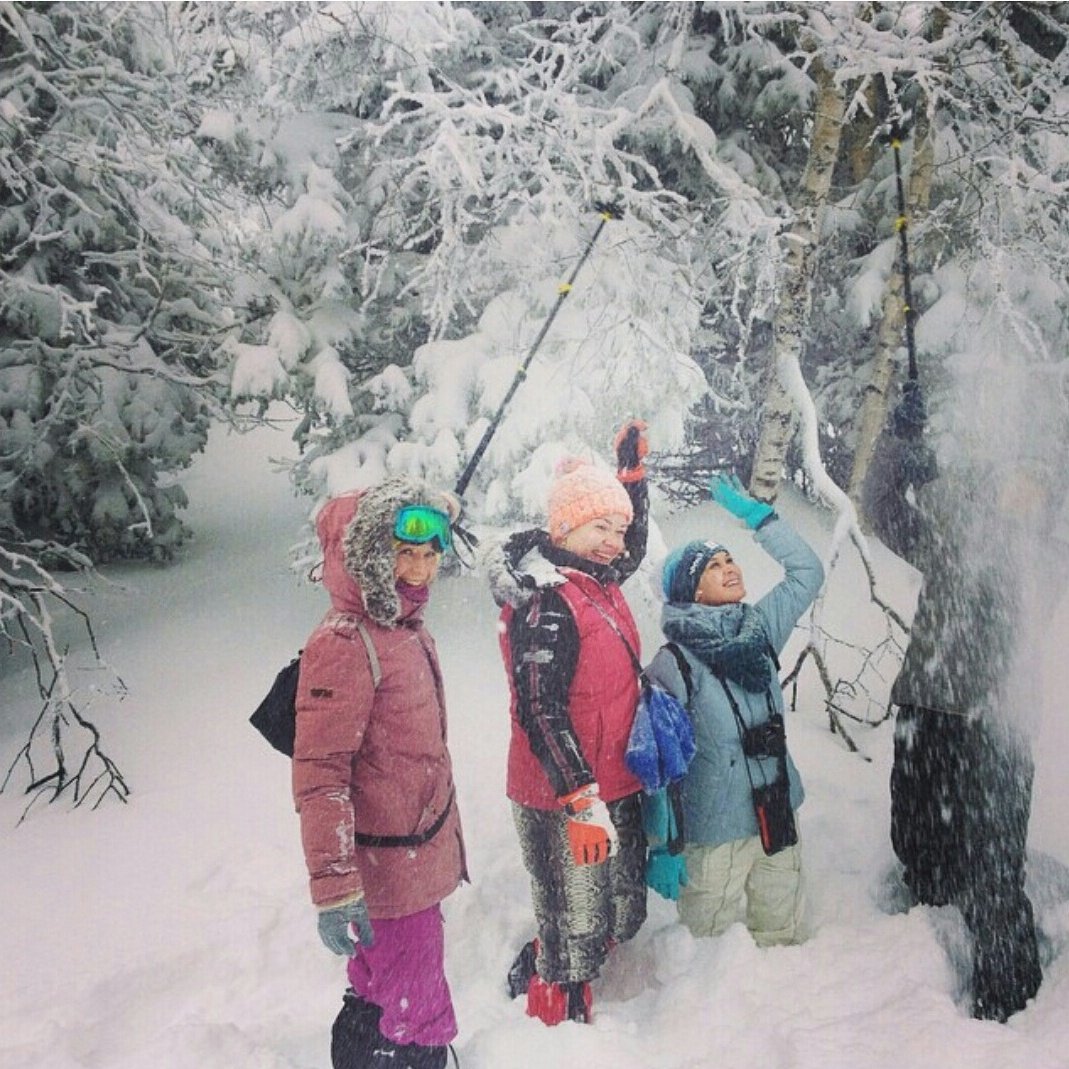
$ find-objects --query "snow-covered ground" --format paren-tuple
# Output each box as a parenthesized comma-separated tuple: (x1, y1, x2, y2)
(3, 418, 1069, 1069)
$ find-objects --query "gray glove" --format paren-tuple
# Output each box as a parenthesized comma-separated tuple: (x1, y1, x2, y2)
(317, 896, 375, 955)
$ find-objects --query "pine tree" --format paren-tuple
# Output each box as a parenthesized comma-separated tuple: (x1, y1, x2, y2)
(0, 2, 231, 562)
(1, 1, 233, 812)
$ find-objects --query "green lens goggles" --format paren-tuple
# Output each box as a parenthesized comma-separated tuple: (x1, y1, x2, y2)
(394, 504, 452, 552)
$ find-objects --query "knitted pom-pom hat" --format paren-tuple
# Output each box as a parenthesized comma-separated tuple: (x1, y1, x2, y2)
(547, 458, 633, 543)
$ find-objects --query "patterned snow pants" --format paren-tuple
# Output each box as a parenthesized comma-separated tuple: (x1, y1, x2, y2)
(512, 792, 647, 984)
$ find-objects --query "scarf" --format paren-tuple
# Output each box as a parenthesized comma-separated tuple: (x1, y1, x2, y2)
(396, 580, 430, 613)
(661, 601, 772, 693)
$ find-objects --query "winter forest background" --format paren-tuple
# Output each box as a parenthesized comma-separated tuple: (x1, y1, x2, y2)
(3, 2, 1069, 1066)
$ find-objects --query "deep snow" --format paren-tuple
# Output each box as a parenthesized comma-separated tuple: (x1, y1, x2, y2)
(3, 417, 1069, 1069)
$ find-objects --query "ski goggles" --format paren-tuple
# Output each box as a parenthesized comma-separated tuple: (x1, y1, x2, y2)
(393, 504, 452, 553)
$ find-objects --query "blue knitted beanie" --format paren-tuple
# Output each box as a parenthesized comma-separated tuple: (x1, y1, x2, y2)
(662, 539, 728, 604)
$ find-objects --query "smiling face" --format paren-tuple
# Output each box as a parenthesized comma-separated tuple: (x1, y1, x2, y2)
(558, 513, 629, 566)
(694, 550, 746, 606)
(393, 541, 442, 588)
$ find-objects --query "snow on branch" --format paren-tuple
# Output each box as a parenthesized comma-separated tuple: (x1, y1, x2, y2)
(775, 295, 910, 753)
(1, 543, 129, 821)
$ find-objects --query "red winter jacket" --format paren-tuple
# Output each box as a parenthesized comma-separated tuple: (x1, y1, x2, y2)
(292, 488, 466, 916)
(490, 529, 645, 811)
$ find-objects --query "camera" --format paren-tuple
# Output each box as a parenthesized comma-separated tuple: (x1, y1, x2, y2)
(740, 713, 786, 759)
(752, 774, 797, 855)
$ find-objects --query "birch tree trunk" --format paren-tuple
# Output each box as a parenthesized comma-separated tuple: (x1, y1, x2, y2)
(846, 106, 935, 514)
(845, 80, 878, 184)
(749, 59, 846, 503)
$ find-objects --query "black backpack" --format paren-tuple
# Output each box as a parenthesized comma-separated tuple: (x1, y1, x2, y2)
(249, 655, 302, 756)
(250, 622, 381, 758)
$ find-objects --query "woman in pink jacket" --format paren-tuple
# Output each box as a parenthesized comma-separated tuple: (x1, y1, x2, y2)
(293, 477, 466, 1069)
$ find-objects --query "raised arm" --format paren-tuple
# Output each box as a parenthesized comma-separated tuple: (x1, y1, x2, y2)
(614, 419, 650, 581)
(710, 473, 824, 654)
(751, 516, 825, 654)
(862, 379, 939, 563)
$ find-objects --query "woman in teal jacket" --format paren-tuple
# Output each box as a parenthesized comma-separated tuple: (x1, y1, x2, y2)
(646, 475, 824, 946)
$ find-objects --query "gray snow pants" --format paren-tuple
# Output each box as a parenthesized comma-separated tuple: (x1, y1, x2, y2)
(512, 792, 647, 984)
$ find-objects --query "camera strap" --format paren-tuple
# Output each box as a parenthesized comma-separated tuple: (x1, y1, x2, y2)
(713, 671, 797, 854)
(711, 671, 783, 793)
(577, 590, 693, 828)
(573, 585, 648, 685)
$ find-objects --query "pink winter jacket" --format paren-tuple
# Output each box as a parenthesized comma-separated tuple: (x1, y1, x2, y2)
(292, 492, 466, 918)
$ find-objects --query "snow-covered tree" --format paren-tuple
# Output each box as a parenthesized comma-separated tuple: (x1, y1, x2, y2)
(730, 0, 1068, 701)
(0, 2, 233, 560)
(643, 2, 1068, 518)
(3, 0, 1065, 814)
(206, 2, 780, 516)
(800, 1, 1069, 504)
(1, 1, 235, 811)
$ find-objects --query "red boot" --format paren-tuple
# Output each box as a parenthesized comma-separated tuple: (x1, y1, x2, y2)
(525, 975, 592, 1025)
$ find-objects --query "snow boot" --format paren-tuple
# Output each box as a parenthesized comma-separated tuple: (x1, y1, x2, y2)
(367, 1033, 450, 1069)
(506, 938, 539, 999)
(525, 974, 592, 1025)
(331, 989, 383, 1069)
(564, 980, 593, 1024)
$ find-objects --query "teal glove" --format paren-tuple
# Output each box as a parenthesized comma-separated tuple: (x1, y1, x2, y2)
(647, 848, 689, 900)
(711, 473, 775, 529)
(317, 895, 375, 955)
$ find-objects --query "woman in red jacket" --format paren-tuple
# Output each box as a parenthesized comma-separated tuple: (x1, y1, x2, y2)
(487, 421, 649, 1025)
(293, 477, 466, 1069)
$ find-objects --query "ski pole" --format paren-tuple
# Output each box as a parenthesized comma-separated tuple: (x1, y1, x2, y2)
(881, 122, 927, 441)
(453, 202, 623, 498)
(886, 124, 919, 382)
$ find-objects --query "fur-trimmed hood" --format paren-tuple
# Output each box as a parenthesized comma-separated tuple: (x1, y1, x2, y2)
(485, 527, 621, 609)
(315, 477, 455, 628)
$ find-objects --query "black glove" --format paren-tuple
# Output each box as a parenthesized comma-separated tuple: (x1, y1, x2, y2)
(892, 379, 927, 441)
(614, 419, 648, 483)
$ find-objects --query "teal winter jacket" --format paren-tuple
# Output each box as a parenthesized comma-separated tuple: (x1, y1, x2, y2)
(646, 516, 824, 848)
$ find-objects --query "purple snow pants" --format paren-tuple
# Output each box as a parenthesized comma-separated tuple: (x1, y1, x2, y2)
(346, 903, 457, 1047)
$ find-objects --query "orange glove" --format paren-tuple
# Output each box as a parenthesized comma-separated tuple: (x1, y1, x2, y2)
(559, 784, 619, 865)
(614, 419, 649, 483)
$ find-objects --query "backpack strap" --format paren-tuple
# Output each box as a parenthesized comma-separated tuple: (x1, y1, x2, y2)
(663, 641, 693, 705)
(352, 619, 382, 687)
(349, 618, 455, 849)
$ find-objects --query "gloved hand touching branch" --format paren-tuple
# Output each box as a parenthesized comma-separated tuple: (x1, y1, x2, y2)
(711, 473, 775, 529)
(614, 419, 649, 484)
(317, 894, 375, 955)
(559, 783, 619, 865)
